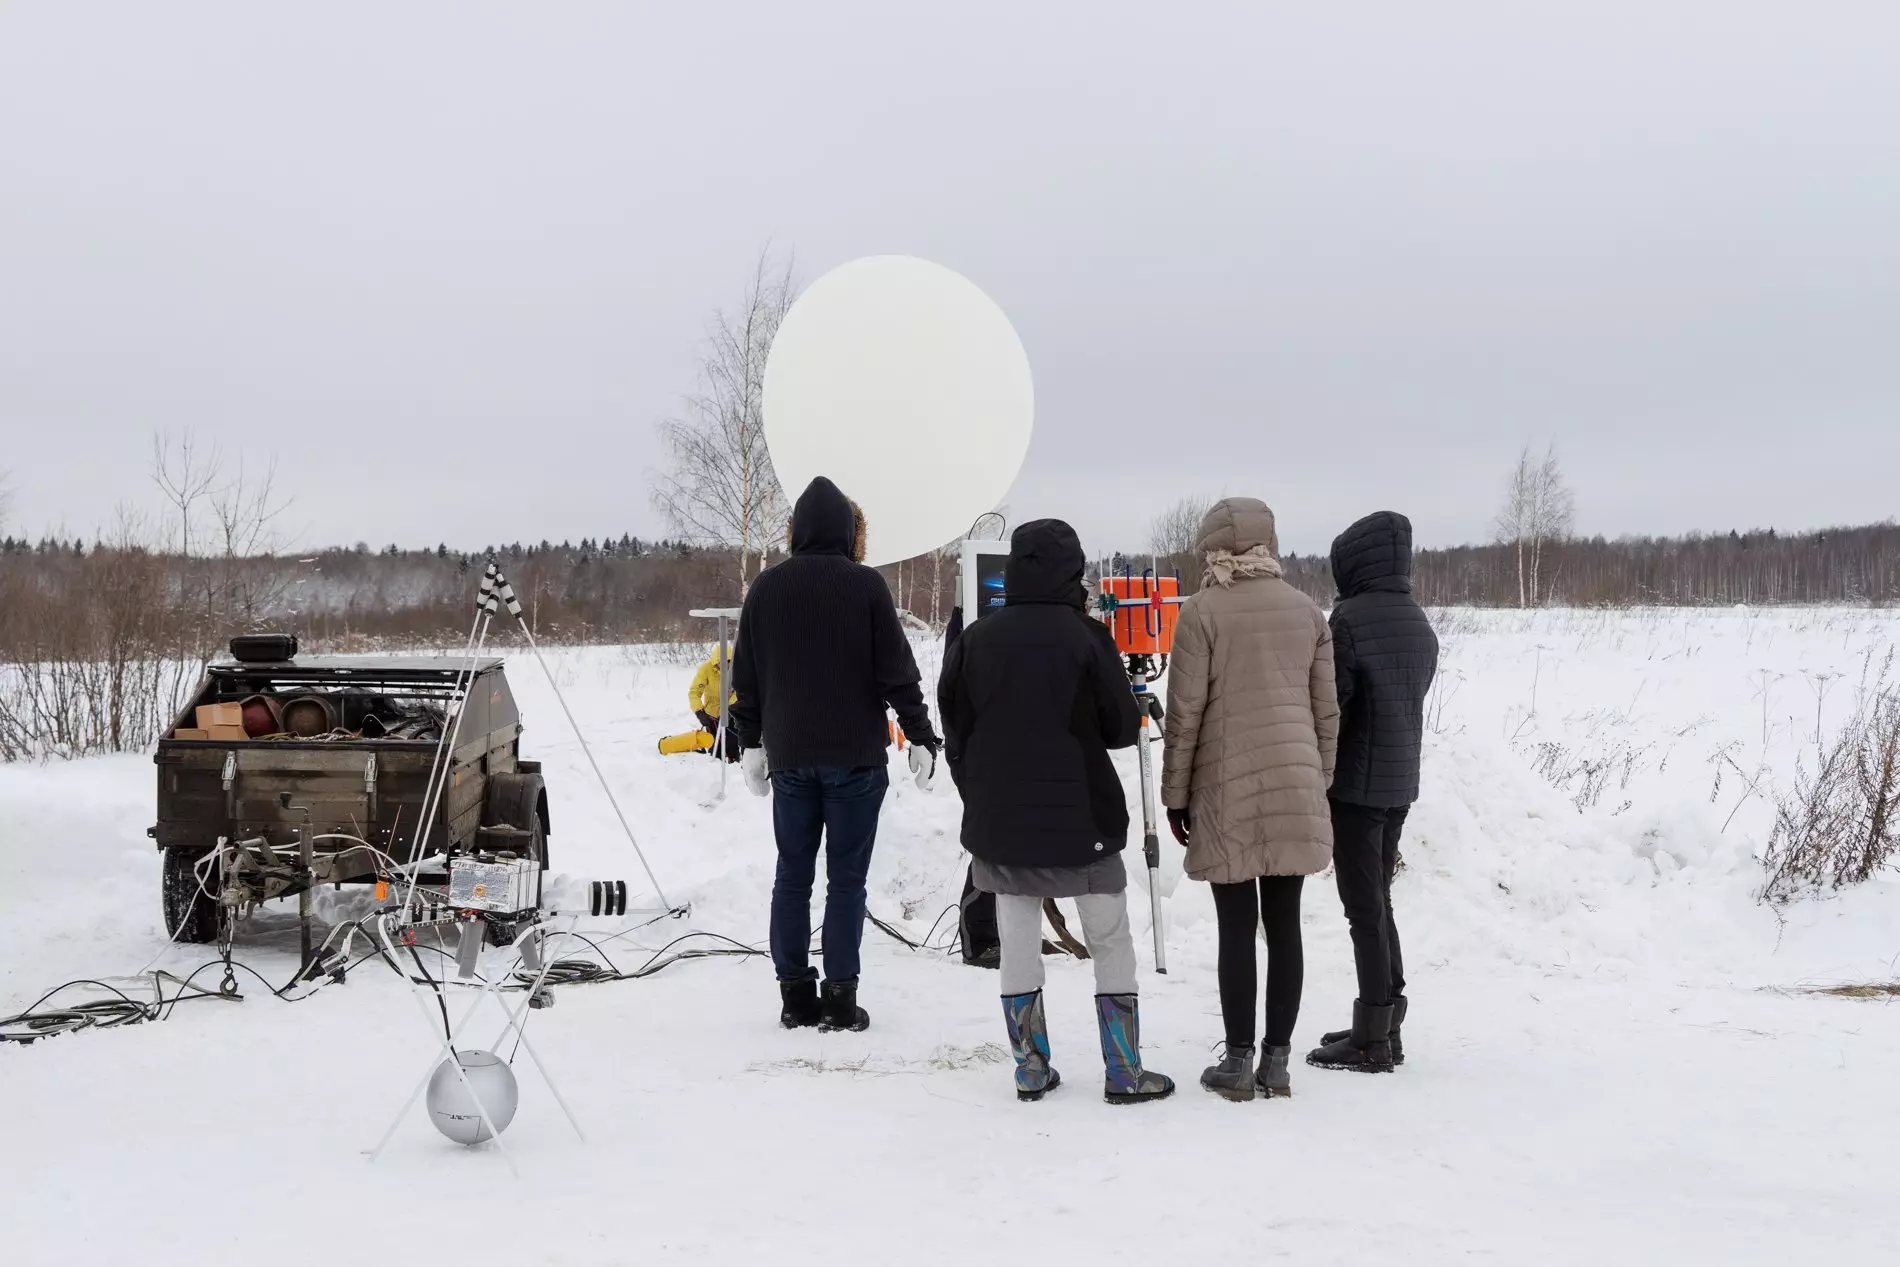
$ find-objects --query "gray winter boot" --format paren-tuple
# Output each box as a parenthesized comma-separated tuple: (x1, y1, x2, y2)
(1254, 1044, 1293, 1098)
(1002, 990, 1061, 1102)
(1199, 1043, 1256, 1102)
(1095, 994, 1175, 1105)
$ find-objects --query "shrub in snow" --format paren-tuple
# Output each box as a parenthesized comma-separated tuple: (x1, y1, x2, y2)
(1761, 653, 1900, 903)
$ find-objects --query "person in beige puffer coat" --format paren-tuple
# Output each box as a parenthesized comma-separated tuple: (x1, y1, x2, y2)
(1161, 497, 1339, 1101)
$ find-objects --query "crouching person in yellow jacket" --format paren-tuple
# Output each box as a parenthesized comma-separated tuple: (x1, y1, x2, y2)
(660, 648, 741, 759)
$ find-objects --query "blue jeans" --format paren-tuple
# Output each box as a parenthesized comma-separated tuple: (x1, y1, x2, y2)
(770, 765, 889, 983)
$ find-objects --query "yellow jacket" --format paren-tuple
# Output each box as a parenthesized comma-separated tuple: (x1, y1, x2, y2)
(687, 654, 736, 718)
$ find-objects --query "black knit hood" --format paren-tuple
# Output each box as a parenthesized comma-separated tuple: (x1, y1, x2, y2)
(788, 476, 865, 560)
(1331, 511, 1415, 599)
(1004, 519, 1087, 609)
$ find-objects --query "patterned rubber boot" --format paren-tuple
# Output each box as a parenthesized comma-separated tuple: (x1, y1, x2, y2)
(1254, 1044, 1294, 1098)
(1095, 994, 1175, 1105)
(1002, 990, 1061, 1102)
(1199, 1043, 1256, 1102)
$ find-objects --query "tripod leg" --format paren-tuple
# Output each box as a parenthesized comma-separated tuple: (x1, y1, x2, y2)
(1135, 707, 1167, 973)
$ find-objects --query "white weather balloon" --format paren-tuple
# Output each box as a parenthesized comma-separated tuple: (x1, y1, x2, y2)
(763, 256, 1033, 568)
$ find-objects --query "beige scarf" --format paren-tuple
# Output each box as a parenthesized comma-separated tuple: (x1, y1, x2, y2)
(1203, 545, 1284, 587)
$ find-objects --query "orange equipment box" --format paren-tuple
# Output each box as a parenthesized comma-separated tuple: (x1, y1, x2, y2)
(1101, 574, 1180, 656)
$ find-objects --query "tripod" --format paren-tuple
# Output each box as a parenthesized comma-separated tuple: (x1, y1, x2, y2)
(1096, 557, 1187, 974)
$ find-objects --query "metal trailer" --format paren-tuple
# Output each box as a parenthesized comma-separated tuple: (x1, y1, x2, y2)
(149, 648, 550, 949)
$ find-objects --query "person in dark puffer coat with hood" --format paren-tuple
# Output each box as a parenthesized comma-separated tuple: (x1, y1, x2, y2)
(1308, 511, 1438, 1074)
(730, 476, 941, 1035)
(938, 519, 1174, 1105)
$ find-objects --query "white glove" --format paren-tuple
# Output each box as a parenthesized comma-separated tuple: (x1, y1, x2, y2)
(741, 748, 769, 797)
(907, 743, 937, 792)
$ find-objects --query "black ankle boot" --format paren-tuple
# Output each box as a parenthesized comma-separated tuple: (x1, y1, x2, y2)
(779, 979, 821, 1029)
(1307, 999, 1395, 1072)
(819, 980, 870, 1032)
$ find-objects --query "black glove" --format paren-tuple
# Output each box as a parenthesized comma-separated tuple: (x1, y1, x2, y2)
(1167, 807, 1190, 846)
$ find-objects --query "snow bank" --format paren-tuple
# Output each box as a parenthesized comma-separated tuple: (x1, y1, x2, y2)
(2, 609, 1897, 1265)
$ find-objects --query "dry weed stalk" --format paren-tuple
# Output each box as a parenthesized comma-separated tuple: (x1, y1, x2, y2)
(1761, 649, 1900, 902)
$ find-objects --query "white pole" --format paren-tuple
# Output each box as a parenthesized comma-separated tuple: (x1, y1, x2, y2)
(401, 567, 497, 917)
(713, 613, 731, 800)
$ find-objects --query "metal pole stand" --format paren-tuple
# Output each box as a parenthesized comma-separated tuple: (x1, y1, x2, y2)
(1126, 654, 1168, 974)
(689, 608, 742, 804)
(368, 916, 586, 1175)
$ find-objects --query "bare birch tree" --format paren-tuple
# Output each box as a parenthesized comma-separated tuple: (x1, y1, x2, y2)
(1492, 444, 1575, 607)
(152, 430, 292, 664)
(1149, 494, 1214, 592)
(652, 250, 797, 597)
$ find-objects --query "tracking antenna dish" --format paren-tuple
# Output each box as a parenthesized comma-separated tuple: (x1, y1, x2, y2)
(764, 256, 1033, 568)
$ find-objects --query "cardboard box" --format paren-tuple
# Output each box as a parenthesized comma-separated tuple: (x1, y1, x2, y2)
(195, 702, 244, 730)
(203, 725, 249, 741)
(173, 727, 210, 740)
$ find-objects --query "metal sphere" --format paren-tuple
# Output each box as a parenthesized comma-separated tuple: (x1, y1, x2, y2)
(426, 1049, 519, 1145)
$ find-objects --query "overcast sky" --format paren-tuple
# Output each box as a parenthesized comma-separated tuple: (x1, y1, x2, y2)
(3, 2, 1895, 558)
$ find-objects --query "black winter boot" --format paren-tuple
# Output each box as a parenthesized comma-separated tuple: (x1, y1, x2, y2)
(818, 980, 870, 1033)
(1307, 1000, 1395, 1072)
(779, 979, 821, 1029)
(1320, 994, 1406, 1065)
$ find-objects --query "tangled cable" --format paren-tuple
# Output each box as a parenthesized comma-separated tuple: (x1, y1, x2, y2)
(509, 930, 767, 989)
(0, 972, 231, 1045)
(0, 929, 461, 1047)
(6, 899, 955, 1049)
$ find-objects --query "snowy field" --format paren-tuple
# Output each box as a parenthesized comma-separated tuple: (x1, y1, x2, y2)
(4, 607, 1898, 1265)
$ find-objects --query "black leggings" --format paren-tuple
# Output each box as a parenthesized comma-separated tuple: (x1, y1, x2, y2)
(1210, 875, 1305, 1049)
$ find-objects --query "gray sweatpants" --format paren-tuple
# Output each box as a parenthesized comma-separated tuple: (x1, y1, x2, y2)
(996, 892, 1139, 996)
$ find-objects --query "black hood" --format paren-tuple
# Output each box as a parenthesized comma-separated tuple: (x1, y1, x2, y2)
(1331, 511, 1415, 599)
(1004, 519, 1087, 609)
(788, 476, 859, 558)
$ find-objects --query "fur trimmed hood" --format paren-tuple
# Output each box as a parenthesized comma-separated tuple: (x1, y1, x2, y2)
(787, 476, 867, 563)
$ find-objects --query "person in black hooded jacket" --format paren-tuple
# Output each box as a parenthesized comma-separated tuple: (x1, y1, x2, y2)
(730, 476, 941, 1034)
(938, 519, 1174, 1105)
(1307, 510, 1438, 1074)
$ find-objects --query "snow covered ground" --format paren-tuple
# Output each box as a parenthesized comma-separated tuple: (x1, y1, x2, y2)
(3, 608, 1898, 1264)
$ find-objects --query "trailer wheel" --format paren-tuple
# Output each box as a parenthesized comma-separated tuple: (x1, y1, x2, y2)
(483, 772, 550, 871)
(161, 847, 222, 944)
(505, 814, 548, 871)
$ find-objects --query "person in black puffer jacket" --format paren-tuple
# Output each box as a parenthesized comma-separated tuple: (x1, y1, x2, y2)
(1307, 510, 1438, 1075)
(729, 476, 941, 1034)
(938, 519, 1173, 1105)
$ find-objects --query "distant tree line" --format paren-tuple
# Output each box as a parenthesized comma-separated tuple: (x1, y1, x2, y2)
(1137, 521, 1900, 609)
(5, 518, 1897, 761)
(0, 534, 957, 658)
(1274, 523, 1900, 608)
